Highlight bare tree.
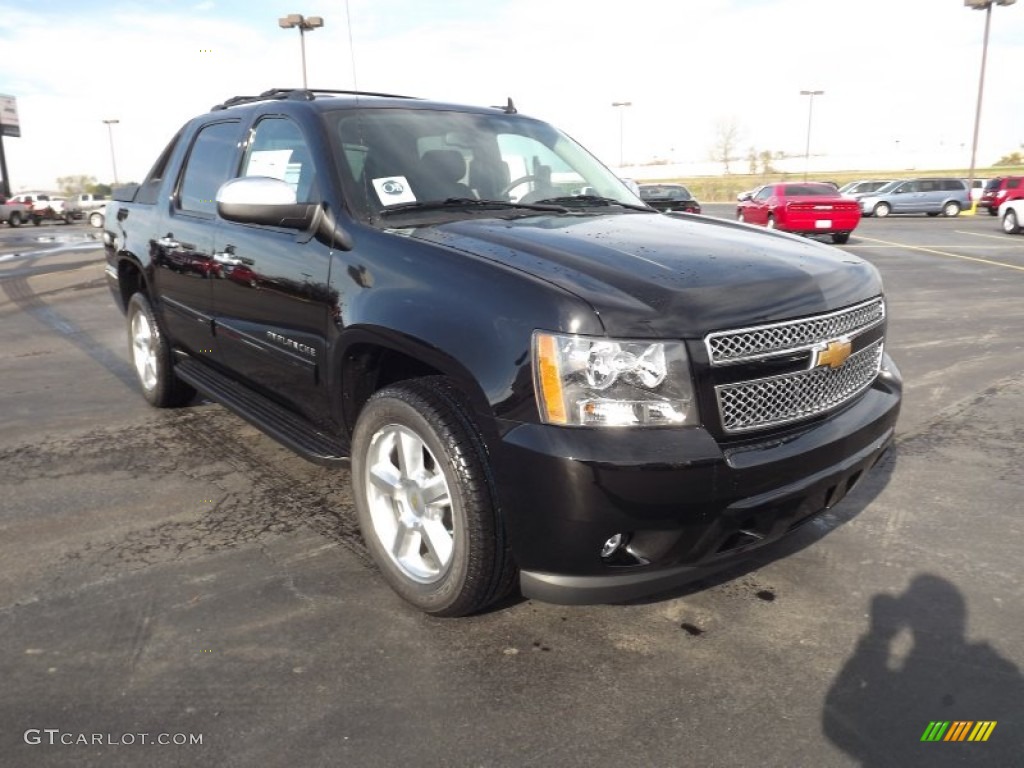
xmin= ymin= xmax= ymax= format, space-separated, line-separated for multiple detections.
xmin=709 ymin=118 xmax=742 ymax=175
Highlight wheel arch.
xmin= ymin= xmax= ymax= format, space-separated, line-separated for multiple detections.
xmin=335 ymin=329 xmax=497 ymax=442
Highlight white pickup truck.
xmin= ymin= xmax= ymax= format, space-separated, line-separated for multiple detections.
xmin=64 ymin=193 xmax=109 ymax=227
xmin=1000 ymin=198 xmax=1024 ymax=235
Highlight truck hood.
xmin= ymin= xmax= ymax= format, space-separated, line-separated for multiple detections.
xmin=407 ymin=213 xmax=882 ymax=337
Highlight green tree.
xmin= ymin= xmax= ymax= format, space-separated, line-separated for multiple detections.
xmin=87 ymin=182 xmax=113 ymax=197
xmin=994 ymin=151 xmax=1023 ymax=167
xmin=56 ymin=174 xmax=97 ymax=195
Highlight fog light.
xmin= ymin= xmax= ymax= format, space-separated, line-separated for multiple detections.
xmin=600 ymin=533 xmax=628 ymax=559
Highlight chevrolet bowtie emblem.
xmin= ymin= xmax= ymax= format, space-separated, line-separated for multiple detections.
xmin=813 ymin=338 xmax=852 ymax=369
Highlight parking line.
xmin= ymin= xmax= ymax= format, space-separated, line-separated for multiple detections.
xmin=955 ymin=229 xmax=1024 ymax=244
xmin=853 ymin=235 xmax=1024 ymax=273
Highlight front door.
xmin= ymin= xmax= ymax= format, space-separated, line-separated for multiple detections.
xmin=211 ymin=115 xmax=332 ymax=420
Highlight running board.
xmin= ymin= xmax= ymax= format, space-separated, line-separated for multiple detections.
xmin=175 ymin=357 xmax=350 ymax=466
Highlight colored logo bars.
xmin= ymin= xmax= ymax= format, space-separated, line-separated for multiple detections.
xmin=921 ymin=721 xmax=997 ymax=742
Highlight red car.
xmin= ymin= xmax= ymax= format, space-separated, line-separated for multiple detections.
xmin=737 ymin=182 xmax=861 ymax=244
xmin=979 ymin=176 xmax=1024 ymax=216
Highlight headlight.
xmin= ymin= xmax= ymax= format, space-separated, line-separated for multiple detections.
xmin=532 ymin=331 xmax=698 ymax=427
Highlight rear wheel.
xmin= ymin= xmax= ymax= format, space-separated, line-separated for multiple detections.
xmin=1003 ymin=208 xmax=1021 ymax=235
xmin=32 ymin=216 xmax=42 ymax=226
xmin=126 ymin=292 xmax=196 ymax=407
xmin=832 ymin=232 xmax=851 ymax=244
xmin=942 ymin=201 xmax=961 ymax=217
xmin=352 ymin=377 xmax=516 ymax=617
xmin=873 ymin=203 xmax=891 ymax=218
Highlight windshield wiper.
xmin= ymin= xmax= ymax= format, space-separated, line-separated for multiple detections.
xmin=533 ymin=195 xmax=653 ymax=212
xmin=380 ymin=198 xmax=569 ymax=216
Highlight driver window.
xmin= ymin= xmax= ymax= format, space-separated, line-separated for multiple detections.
xmin=241 ymin=117 xmax=318 ymax=203
xmin=754 ymin=187 xmax=772 ymax=201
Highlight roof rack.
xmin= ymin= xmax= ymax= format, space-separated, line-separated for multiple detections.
xmin=211 ymin=88 xmax=419 ymax=111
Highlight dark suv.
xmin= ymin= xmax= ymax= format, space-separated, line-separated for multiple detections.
xmin=103 ymin=88 xmax=902 ymax=616
xmin=979 ymin=176 xmax=1024 ymax=216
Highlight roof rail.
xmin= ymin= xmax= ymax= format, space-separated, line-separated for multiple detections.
xmin=211 ymin=88 xmax=419 ymax=111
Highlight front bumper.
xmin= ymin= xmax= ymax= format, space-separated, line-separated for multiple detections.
xmin=496 ymin=357 xmax=902 ymax=605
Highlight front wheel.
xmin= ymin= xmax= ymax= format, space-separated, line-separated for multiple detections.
xmin=736 ymin=210 xmax=745 ymax=222
xmin=873 ymin=203 xmax=891 ymax=218
xmin=766 ymin=214 xmax=776 ymax=230
xmin=7 ymin=212 xmax=21 ymax=227
xmin=89 ymin=211 xmax=104 ymax=228
xmin=1003 ymin=208 xmax=1021 ymax=235
xmin=942 ymin=201 xmax=961 ymax=217
xmin=351 ymin=377 xmax=516 ymax=617
xmin=126 ymin=293 xmax=196 ymax=407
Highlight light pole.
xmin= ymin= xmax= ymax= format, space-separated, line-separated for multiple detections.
xmin=278 ymin=13 xmax=324 ymax=89
xmin=611 ymin=101 xmax=631 ymax=168
xmin=799 ymin=90 xmax=824 ymax=181
xmin=964 ymin=0 xmax=1016 ymax=209
xmin=102 ymin=119 xmax=119 ymax=186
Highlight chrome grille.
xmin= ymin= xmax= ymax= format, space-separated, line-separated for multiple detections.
xmin=705 ymin=297 xmax=885 ymax=366
xmin=716 ymin=340 xmax=884 ymax=433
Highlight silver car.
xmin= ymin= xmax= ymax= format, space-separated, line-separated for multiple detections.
xmin=860 ymin=178 xmax=970 ymax=218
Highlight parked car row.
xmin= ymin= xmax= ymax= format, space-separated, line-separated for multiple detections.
xmin=0 ymin=191 xmax=109 ymax=227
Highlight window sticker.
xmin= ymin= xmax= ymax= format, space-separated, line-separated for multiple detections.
xmin=247 ymin=149 xmax=294 ymax=181
xmin=372 ymin=176 xmax=416 ymax=206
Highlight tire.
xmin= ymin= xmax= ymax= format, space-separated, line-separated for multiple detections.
xmin=1003 ymin=208 xmax=1021 ymax=235
xmin=873 ymin=203 xmax=891 ymax=218
xmin=126 ymin=292 xmax=196 ymax=407
xmin=736 ymin=210 xmax=745 ymax=222
xmin=766 ymin=214 xmax=776 ymax=230
xmin=351 ymin=377 xmax=516 ymax=617
xmin=89 ymin=211 xmax=104 ymax=228
xmin=832 ymin=232 xmax=851 ymax=244
xmin=988 ymin=208 xmax=998 ymax=217
xmin=32 ymin=216 xmax=42 ymax=226
xmin=942 ymin=201 xmax=960 ymax=217
xmin=8 ymin=212 xmax=21 ymax=227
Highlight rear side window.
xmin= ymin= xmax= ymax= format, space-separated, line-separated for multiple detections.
xmin=177 ymin=120 xmax=241 ymax=215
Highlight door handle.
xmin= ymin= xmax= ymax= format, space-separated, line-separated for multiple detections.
xmin=156 ymin=234 xmax=181 ymax=249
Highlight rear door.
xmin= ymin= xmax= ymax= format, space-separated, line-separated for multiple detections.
xmin=210 ymin=114 xmax=332 ymax=419
xmin=152 ymin=119 xmax=242 ymax=357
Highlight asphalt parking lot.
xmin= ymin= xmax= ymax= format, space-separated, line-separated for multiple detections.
xmin=1 ymin=212 xmax=1022 ymax=767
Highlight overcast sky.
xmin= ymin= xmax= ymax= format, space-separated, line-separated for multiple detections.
xmin=1 ymin=0 xmax=1022 ymax=190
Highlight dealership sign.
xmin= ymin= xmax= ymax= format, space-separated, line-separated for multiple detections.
xmin=0 ymin=94 xmax=20 ymax=137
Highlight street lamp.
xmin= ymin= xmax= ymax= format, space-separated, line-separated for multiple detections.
xmin=964 ymin=0 xmax=1016 ymax=208
xmin=799 ymin=90 xmax=824 ymax=181
xmin=278 ymin=13 xmax=324 ymax=89
xmin=611 ymin=101 xmax=632 ymax=168
xmin=102 ymin=119 xmax=119 ymax=186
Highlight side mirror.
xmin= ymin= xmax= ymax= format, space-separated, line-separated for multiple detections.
xmin=217 ymin=176 xmax=317 ymax=229
xmin=737 ymin=192 xmax=752 ymax=202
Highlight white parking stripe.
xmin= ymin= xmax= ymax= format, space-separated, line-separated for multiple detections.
xmin=954 ymin=229 xmax=1024 ymax=244
xmin=854 ymin=235 xmax=1024 ymax=273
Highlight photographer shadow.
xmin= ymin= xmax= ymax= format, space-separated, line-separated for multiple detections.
xmin=822 ymin=574 xmax=1023 ymax=767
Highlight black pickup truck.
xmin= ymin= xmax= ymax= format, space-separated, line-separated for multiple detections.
xmin=104 ymin=88 xmax=902 ymax=616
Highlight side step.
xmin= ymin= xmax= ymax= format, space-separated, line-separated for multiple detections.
xmin=175 ymin=357 xmax=350 ymax=466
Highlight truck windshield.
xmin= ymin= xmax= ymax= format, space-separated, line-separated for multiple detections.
xmin=327 ymin=107 xmax=644 ymax=221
